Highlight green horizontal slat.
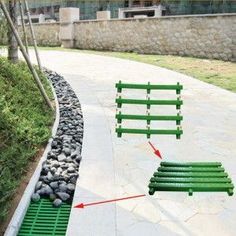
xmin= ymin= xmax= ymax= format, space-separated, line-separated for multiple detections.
xmin=115 ymin=82 xmax=183 ymax=91
xmin=116 ymin=128 xmax=183 ymax=135
xmin=160 ymin=162 xmax=222 ymax=167
xmin=150 ymin=177 xmax=232 ymax=183
xmin=116 ymin=114 xmax=183 ymax=121
xmin=154 ymin=172 xmax=228 ymax=178
xmin=116 ymin=98 xmax=183 ymax=106
xmin=157 ymin=167 xmax=225 ymax=172
xmin=149 ymin=182 xmax=234 ymax=192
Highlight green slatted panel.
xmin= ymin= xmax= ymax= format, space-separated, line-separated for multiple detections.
xmin=115 ymin=81 xmax=183 ymax=139
xmin=18 ymin=199 xmax=71 ymax=236
xmin=148 ymin=162 xmax=234 ymax=196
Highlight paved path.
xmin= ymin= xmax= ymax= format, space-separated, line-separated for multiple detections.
xmin=32 ymin=50 xmax=236 ymax=236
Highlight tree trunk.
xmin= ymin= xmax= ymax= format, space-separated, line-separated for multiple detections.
xmin=8 ymin=0 xmax=18 ymax=63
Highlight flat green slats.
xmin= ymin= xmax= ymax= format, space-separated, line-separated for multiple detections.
xmin=18 ymin=199 xmax=71 ymax=236
xmin=116 ymin=127 xmax=183 ymax=139
xmin=150 ymin=177 xmax=232 ymax=183
xmin=154 ymin=172 xmax=228 ymax=178
xmin=116 ymin=114 xmax=183 ymax=125
xmin=157 ymin=167 xmax=225 ymax=172
xmin=148 ymin=162 xmax=234 ymax=196
xmin=116 ymin=98 xmax=183 ymax=109
xmin=160 ymin=162 xmax=222 ymax=167
xmin=115 ymin=81 xmax=183 ymax=139
xmin=115 ymin=81 xmax=183 ymax=94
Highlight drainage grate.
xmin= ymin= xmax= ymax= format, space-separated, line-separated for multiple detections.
xmin=18 ymin=199 xmax=71 ymax=236
xmin=115 ymin=81 xmax=183 ymax=139
xmin=148 ymin=162 xmax=234 ymax=196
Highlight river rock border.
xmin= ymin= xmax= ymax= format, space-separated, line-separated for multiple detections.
xmin=31 ymin=70 xmax=83 ymax=207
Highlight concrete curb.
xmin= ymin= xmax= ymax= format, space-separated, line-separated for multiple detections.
xmin=4 ymin=81 xmax=60 ymax=236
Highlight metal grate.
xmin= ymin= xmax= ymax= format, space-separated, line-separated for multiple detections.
xmin=18 ymin=199 xmax=71 ymax=236
xmin=148 ymin=162 xmax=234 ymax=196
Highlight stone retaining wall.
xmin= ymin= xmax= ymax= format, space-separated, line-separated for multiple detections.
xmin=74 ymin=14 xmax=236 ymax=61
xmin=22 ymin=23 xmax=61 ymax=47
xmin=1 ymin=14 xmax=235 ymax=61
xmin=0 ymin=22 xmax=60 ymax=47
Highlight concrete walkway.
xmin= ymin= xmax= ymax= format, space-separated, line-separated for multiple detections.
xmin=32 ymin=50 xmax=236 ymax=236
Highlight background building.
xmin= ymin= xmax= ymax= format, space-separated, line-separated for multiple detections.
xmin=26 ymin=0 xmax=236 ymax=22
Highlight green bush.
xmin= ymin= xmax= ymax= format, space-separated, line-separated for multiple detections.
xmin=0 ymin=57 xmax=54 ymax=222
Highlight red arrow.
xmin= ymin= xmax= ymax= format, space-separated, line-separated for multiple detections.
xmin=148 ymin=141 xmax=162 ymax=159
xmin=74 ymin=194 xmax=145 ymax=208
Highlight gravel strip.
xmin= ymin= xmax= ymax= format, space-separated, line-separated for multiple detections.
xmin=31 ymin=70 xmax=83 ymax=207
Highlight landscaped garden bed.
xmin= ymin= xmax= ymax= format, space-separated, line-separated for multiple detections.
xmin=0 ymin=57 xmax=53 ymax=231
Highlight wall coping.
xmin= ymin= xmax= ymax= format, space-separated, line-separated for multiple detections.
xmin=73 ymin=13 xmax=236 ymax=24
xmin=30 ymin=22 xmax=60 ymax=26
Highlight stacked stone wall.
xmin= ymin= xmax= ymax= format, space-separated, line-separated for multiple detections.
xmin=0 ymin=22 xmax=60 ymax=47
xmin=74 ymin=14 xmax=236 ymax=61
xmin=1 ymin=14 xmax=235 ymax=61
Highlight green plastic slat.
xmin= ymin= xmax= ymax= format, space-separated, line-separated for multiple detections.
xmin=116 ymin=114 xmax=183 ymax=123
xmin=18 ymin=199 xmax=71 ymax=236
xmin=115 ymin=82 xmax=183 ymax=93
xmin=149 ymin=162 xmax=234 ymax=196
xmin=150 ymin=177 xmax=232 ymax=183
xmin=157 ymin=167 xmax=225 ymax=172
xmin=160 ymin=162 xmax=222 ymax=167
xmin=154 ymin=172 xmax=228 ymax=178
xmin=116 ymin=98 xmax=183 ymax=107
xmin=116 ymin=127 xmax=183 ymax=139
xmin=148 ymin=182 xmax=234 ymax=196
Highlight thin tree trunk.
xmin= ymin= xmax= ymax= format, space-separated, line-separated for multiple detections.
xmin=19 ymin=0 xmax=29 ymax=55
xmin=8 ymin=0 xmax=18 ymax=63
xmin=24 ymin=0 xmax=42 ymax=71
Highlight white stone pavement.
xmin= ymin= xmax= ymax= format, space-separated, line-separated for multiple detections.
xmin=31 ymin=50 xmax=236 ymax=236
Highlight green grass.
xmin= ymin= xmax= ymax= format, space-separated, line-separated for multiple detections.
xmin=38 ymin=46 xmax=236 ymax=93
xmin=0 ymin=57 xmax=54 ymax=222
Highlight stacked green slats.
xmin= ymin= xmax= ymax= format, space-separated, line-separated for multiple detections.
xmin=148 ymin=162 xmax=234 ymax=196
xmin=18 ymin=199 xmax=71 ymax=236
xmin=115 ymin=81 xmax=183 ymax=139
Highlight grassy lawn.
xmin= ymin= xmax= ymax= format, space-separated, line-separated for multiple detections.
xmin=38 ymin=46 xmax=236 ymax=93
xmin=0 ymin=57 xmax=54 ymax=224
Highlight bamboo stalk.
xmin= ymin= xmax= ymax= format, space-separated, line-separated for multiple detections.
xmin=0 ymin=0 xmax=54 ymax=111
xmin=23 ymin=0 xmax=42 ymax=71
xmin=19 ymin=0 xmax=29 ymax=55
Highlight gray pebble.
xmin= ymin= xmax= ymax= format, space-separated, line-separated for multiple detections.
xmin=59 ymin=183 xmax=68 ymax=192
xmin=31 ymin=193 xmax=40 ymax=202
xmin=67 ymin=183 xmax=75 ymax=192
xmin=50 ymin=193 xmax=57 ymax=201
xmin=53 ymin=198 xmax=62 ymax=207
xmin=47 ymin=171 xmax=54 ymax=181
xmin=50 ymin=181 xmax=59 ymax=189
xmin=67 ymin=166 xmax=75 ymax=173
xmin=56 ymin=192 xmax=70 ymax=201
xmin=63 ymin=148 xmax=71 ymax=156
xmin=35 ymin=181 xmax=42 ymax=190
xmin=58 ymin=153 xmax=66 ymax=162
